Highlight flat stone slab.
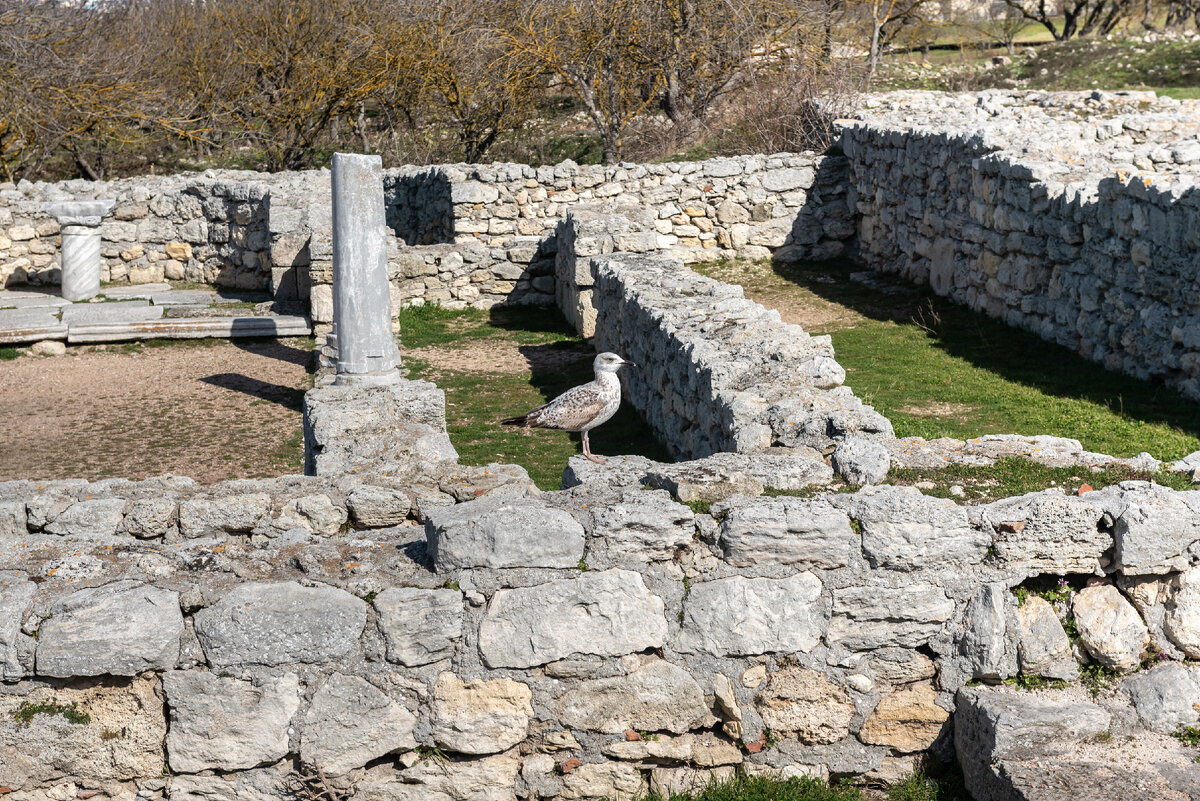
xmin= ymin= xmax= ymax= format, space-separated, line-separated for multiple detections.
xmin=0 ymin=294 xmax=70 ymax=310
xmin=0 ymin=309 xmax=67 ymax=344
xmin=61 ymin=301 xmax=161 ymax=325
xmin=100 ymin=283 xmax=171 ymax=299
xmin=151 ymin=290 xmax=215 ymax=306
xmin=67 ymin=315 xmax=311 ymax=343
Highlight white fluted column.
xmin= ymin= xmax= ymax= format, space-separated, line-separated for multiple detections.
xmin=43 ymin=200 xmax=114 ymax=301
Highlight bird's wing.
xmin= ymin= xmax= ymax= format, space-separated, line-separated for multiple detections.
xmin=526 ymin=384 xmax=610 ymax=431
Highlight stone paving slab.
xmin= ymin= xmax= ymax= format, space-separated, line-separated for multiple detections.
xmin=0 ymin=295 xmax=71 ymax=310
xmin=100 ymin=283 xmax=172 ymax=299
xmin=61 ymin=301 xmax=162 ymax=325
xmin=67 ymin=315 xmax=312 ymax=343
xmin=150 ymin=290 xmax=215 ymax=306
xmin=0 ymin=309 xmax=67 ymax=344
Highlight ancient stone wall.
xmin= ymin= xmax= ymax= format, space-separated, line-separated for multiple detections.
xmin=0 ymin=172 xmax=274 ymax=291
xmin=841 ymin=91 xmax=1200 ymax=401
xmin=3 ymin=443 xmax=1200 ymax=800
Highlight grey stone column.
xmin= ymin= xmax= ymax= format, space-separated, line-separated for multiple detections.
xmin=42 ymin=200 xmax=115 ymax=301
xmin=330 ymin=152 xmax=400 ymax=386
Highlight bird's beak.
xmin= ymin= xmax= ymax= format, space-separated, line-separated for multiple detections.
xmin=622 ymin=360 xmax=637 ymax=368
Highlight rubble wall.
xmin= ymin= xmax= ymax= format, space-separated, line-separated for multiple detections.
xmin=3 ymin=454 xmax=1200 ymax=800
xmin=841 ymin=94 xmax=1200 ymax=401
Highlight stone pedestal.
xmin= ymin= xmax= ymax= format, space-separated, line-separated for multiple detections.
xmin=42 ymin=200 xmax=114 ymax=301
xmin=330 ymin=153 xmax=400 ymax=386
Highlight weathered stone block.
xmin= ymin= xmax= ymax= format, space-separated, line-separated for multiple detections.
xmin=1072 ymin=584 xmax=1148 ymax=671
xmin=164 ymin=670 xmax=300 ymax=773
xmin=719 ymin=498 xmax=854 ymax=569
xmin=425 ymin=496 xmax=585 ymax=571
xmin=179 ymin=493 xmax=270 ymax=537
xmin=850 ymin=485 xmax=989 ymax=570
xmin=675 ymin=573 xmax=825 ymax=657
xmin=301 ymin=672 xmax=417 ymax=775
xmin=375 ymin=587 xmax=463 ymax=667
xmin=44 ymin=498 xmax=126 ymax=537
xmin=858 ymin=683 xmax=949 ymax=753
xmin=479 ymin=570 xmax=667 ymax=668
xmin=755 ymin=667 xmax=854 ymax=745
xmin=589 ymin=490 xmax=694 ymax=563
xmin=194 ymin=581 xmax=367 ymax=667
xmin=430 ymin=673 xmax=533 ymax=755
xmin=827 ymin=584 xmax=954 ymax=650
xmin=36 ymin=581 xmax=182 ymax=677
xmin=555 ymin=660 xmax=711 ymax=735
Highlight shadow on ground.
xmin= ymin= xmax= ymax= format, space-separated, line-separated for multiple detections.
xmin=768 ymin=257 xmax=1200 ymax=448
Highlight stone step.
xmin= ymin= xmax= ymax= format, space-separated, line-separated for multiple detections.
xmin=99 ymin=283 xmax=172 ymax=300
xmin=0 ymin=321 xmax=68 ymax=344
xmin=66 ymin=315 xmax=312 ymax=343
xmin=150 ymin=290 xmax=215 ymax=306
xmin=61 ymin=301 xmax=161 ymax=325
xmin=0 ymin=294 xmax=71 ymax=310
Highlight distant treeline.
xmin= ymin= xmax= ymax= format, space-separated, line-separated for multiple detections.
xmin=0 ymin=0 xmax=1193 ymax=181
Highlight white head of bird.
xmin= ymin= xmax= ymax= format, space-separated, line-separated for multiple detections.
xmin=594 ymin=352 xmax=635 ymax=374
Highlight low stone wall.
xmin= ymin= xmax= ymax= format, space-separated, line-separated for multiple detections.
xmin=586 ymin=251 xmax=892 ymax=459
xmin=3 ymin=450 xmax=1200 ymax=800
xmin=842 ymin=91 xmax=1200 ymax=401
xmin=1 ymin=172 xmax=273 ymax=291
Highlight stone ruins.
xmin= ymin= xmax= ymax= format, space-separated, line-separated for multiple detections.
xmin=1 ymin=90 xmax=1199 ymax=801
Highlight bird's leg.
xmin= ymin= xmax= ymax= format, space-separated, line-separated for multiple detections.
xmin=582 ymin=430 xmax=607 ymax=464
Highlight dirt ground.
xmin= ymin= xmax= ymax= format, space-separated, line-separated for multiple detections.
xmin=0 ymin=338 xmax=312 ymax=485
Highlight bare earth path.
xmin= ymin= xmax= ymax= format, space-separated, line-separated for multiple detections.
xmin=0 ymin=338 xmax=312 ymax=484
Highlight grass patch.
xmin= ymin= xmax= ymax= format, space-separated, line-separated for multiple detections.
xmin=12 ymin=700 xmax=91 ymax=728
xmin=889 ymin=458 xmax=1194 ymax=503
xmin=697 ymin=258 xmax=1200 ymax=463
xmin=0 ymin=346 xmax=19 ymax=360
xmin=398 ymin=305 xmax=670 ymax=490
xmin=643 ymin=773 xmax=863 ymax=801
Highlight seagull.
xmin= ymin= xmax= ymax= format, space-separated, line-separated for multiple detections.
xmin=502 ymin=352 xmax=636 ymax=464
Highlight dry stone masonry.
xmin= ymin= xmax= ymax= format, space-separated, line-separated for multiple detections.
xmin=4 ymin=91 xmax=1200 ymax=800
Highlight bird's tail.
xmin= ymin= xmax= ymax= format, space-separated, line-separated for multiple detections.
xmin=501 ymin=413 xmax=530 ymax=426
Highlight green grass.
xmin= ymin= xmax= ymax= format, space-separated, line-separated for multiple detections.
xmin=11 ymin=700 xmax=91 ymax=728
xmin=699 ymin=259 xmax=1200 ymax=463
xmin=644 ymin=774 xmax=863 ymax=801
xmin=0 ymin=346 xmax=19 ymax=360
xmin=398 ymin=304 xmax=670 ymax=490
xmin=889 ymin=459 xmax=1194 ymax=503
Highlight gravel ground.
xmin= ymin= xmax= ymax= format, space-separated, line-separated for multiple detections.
xmin=0 ymin=338 xmax=313 ymax=485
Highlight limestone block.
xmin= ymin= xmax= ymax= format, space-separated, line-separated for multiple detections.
xmin=555 ymin=660 xmax=711 ymax=735
xmin=719 ymin=498 xmax=854 ymax=569
xmin=674 ymin=573 xmax=825 ymax=657
xmin=602 ymin=733 xmax=740 ymax=766
xmin=451 ymin=181 xmax=500 ymax=204
xmin=858 ymin=683 xmax=949 ymax=753
xmin=868 ymin=649 xmax=937 ymax=686
xmin=849 ymin=485 xmax=989 ymax=571
xmin=650 ymin=766 xmax=737 ymax=798
xmin=1119 ymin=662 xmax=1200 ymax=735
xmin=425 ymin=495 xmax=585 ymax=571
xmin=0 ymin=575 xmax=34 ymax=680
xmin=589 ymin=490 xmax=694 ymax=563
xmin=164 ymin=670 xmax=300 ymax=773
xmin=960 ymin=583 xmax=1017 ymax=682
xmin=272 ymin=494 xmax=347 ymax=535
xmin=194 ymin=581 xmax=367 ymax=667
xmin=761 ymin=167 xmax=816 ymax=193
xmin=561 ymin=761 xmax=645 ymax=800
xmin=1072 ymin=585 xmax=1148 ymax=671
xmin=1015 ymin=596 xmax=1078 ymax=681
xmin=832 ymin=436 xmax=891 ymax=484
xmin=430 ymin=673 xmax=533 ymax=755
xmin=178 ymin=493 xmax=270 ymax=537
xmin=356 ymin=748 xmax=521 ymax=801
xmin=0 ymin=675 xmax=166 ymax=790
xmin=954 ymin=686 xmax=1110 ymax=798
xmin=374 ymin=587 xmax=463 ymax=667
xmin=119 ymin=498 xmax=176 ymax=538
xmin=1108 ymin=485 xmax=1200 ymax=575
xmin=36 ymin=580 xmax=182 ymax=677
xmin=347 ymin=486 xmax=412 ymax=527
xmin=43 ymin=498 xmax=126 ymax=537
xmin=755 ymin=667 xmax=855 ymax=744
xmin=300 ymin=672 xmax=417 ymax=775
xmin=1164 ymin=565 xmax=1200 ymax=658
xmin=827 ymin=584 xmax=955 ymax=650
xmin=980 ymin=490 xmax=1111 ymax=573
xmin=167 ymin=764 xmax=292 ymax=801
xmin=478 ymin=569 xmax=667 ymax=668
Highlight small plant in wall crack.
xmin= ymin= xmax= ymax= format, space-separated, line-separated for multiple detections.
xmin=287 ymin=763 xmax=355 ymax=801
xmin=11 ymin=700 xmax=90 ymax=728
